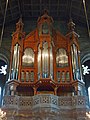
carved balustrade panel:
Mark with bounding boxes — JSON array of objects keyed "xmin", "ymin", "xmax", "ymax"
[{"xmin": 3, "ymin": 95, "xmax": 88, "ymax": 110}]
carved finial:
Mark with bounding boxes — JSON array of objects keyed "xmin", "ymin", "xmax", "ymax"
[
  {"xmin": 68, "ymin": 19, "xmax": 75, "ymax": 32},
  {"xmin": 16, "ymin": 17, "xmax": 24, "ymax": 32},
  {"xmin": 37, "ymin": 9, "xmax": 53, "ymax": 24}
]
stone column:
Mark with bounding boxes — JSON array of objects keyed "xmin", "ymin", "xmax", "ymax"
[{"xmin": 8, "ymin": 80, "xmax": 19, "ymax": 96}]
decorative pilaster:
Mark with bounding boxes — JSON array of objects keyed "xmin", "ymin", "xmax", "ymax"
[{"xmin": 7, "ymin": 80, "xmax": 19, "ymax": 96}]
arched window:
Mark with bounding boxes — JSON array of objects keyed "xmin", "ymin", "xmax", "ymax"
[
  {"xmin": 56, "ymin": 48, "xmax": 68, "ymax": 67},
  {"xmin": 22, "ymin": 48, "xmax": 34, "ymax": 67}
]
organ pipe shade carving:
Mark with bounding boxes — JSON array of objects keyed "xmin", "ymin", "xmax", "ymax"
[
  {"xmin": 56, "ymin": 48, "xmax": 68, "ymax": 67},
  {"xmin": 22, "ymin": 48, "xmax": 34, "ymax": 67},
  {"xmin": 11, "ymin": 44, "xmax": 20, "ymax": 80}
]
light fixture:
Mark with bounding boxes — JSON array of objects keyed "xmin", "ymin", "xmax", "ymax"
[
  {"xmin": 0, "ymin": 108, "xmax": 6, "ymax": 120},
  {"xmin": 86, "ymin": 112, "xmax": 90, "ymax": 119}
]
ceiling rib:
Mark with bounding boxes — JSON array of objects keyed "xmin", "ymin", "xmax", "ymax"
[{"xmin": 0, "ymin": 0, "xmax": 89, "ymax": 27}]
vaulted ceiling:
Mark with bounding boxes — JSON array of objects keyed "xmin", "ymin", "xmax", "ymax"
[{"xmin": 0, "ymin": 0, "xmax": 90, "ymax": 27}]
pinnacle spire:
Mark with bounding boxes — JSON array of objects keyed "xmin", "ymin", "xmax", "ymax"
[
  {"xmin": 16, "ymin": 17, "xmax": 24, "ymax": 32},
  {"xmin": 43, "ymin": 9, "xmax": 49, "ymax": 15},
  {"xmin": 68, "ymin": 19, "xmax": 75, "ymax": 32}
]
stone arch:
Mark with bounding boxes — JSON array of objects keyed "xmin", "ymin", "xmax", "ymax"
[
  {"xmin": 81, "ymin": 52, "xmax": 90, "ymax": 96},
  {"xmin": 81, "ymin": 52, "xmax": 90, "ymax": 64},
  {"xmin": 0, "ymin": 47, "xmax": 10, "ymax": 106},
  {"xmin": 0, "ymin": 47, "xmax": 10, "ymax": 66}
]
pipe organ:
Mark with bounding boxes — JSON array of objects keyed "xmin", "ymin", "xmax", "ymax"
[
  {"xmin": 2, "ymin": 10, "xmax": 89, "ymax": 120},
  {"xmin": 6, "ymin": 11, "xmax": 85, "ymax": 97}
]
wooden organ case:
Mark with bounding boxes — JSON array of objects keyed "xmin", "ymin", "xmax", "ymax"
[{"xmin": 6, "ymin": 11, "xmax": 85, "ymax": 97}]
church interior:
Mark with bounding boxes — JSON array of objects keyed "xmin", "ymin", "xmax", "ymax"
[{"xmin": 0, "ymin": 0, "xmax": 90, "ymax": 120}]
